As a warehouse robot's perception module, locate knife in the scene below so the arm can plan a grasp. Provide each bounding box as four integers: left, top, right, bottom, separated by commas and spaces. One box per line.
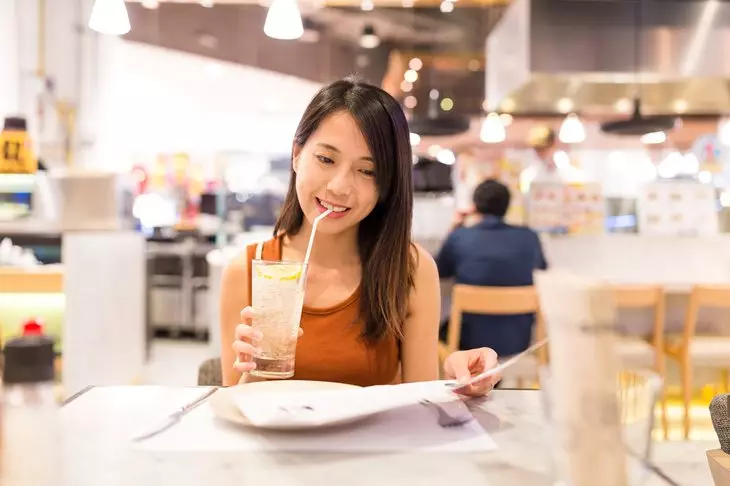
445, 338, 549, 391
132, 387, 219, 442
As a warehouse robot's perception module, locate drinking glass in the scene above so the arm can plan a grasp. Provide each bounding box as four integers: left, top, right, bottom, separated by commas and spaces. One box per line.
539, 368, 665, 486
249, 259, 305, 379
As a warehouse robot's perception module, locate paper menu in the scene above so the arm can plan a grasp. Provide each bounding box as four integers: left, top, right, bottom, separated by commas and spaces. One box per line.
527, 181, 605, 235
637, 180, 718, 236
234, 381, 462, 428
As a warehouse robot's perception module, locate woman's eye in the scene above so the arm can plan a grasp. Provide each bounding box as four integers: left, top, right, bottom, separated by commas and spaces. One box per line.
316, 155, 334, 164
359, 169, 375, 177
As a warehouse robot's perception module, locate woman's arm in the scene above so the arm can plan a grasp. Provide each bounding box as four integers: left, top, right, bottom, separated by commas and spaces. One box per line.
401, 244, 441, 383
219, 254, 249, 386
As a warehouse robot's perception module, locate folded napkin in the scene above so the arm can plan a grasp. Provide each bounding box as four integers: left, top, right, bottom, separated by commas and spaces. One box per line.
234, 380, 463, 428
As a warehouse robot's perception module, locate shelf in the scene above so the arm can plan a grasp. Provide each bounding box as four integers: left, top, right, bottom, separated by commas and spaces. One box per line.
0, 267, 63, 293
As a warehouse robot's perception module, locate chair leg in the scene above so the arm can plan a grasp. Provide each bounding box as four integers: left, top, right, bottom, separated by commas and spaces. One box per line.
680, 360, 692, 440
654, 362, 669, 441
658, 381, 669, 440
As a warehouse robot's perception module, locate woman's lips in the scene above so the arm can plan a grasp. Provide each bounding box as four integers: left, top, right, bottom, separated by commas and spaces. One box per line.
316, 197, 350, 219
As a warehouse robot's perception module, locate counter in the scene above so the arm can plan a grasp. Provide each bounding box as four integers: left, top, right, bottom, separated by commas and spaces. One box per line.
0, 266, 64, 351
0, 231, 148, 398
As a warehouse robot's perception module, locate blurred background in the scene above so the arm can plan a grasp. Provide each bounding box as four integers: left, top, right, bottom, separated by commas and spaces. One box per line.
4, 0, 730, 451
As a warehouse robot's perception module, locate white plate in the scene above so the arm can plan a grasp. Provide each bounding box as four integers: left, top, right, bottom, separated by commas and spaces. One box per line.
210, 380, 369, 431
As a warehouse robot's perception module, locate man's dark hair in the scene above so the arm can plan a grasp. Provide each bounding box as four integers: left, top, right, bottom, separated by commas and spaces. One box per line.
473, 179, 511, 217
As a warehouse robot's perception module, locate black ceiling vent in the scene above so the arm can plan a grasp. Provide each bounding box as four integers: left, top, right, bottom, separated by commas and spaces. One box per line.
600, 98, 678, 136
408, 114, 470, 137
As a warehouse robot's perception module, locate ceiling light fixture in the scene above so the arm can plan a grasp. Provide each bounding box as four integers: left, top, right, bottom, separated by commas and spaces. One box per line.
264, 0, 304, 40
88, 0, 131, 35
558, 113, 586, 144
409, 58, 423, 71
404, 69, 418, 83
556, 97, 574, 114
480, 112, 506, 144
436, 149, 456, 165
359, 25, 380, 49
640, 131, 666, 145
440, 0, 454, 13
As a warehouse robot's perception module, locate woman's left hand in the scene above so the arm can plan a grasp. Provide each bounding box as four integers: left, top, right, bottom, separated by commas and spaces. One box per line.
443, 347, 500, 397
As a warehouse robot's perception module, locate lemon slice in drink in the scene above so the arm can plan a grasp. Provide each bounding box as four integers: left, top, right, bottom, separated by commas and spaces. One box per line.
255, 264, 302, 281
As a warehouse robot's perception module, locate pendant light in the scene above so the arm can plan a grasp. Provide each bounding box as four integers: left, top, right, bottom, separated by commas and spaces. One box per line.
88, 0, 130, 36
359, 25, 380, 49
479, 112, 506, 144
264, 0, 304, 40
558, 113, 586, 144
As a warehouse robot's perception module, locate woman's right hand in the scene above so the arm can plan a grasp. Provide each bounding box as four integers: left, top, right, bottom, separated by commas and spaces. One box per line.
232, 307, 262, 373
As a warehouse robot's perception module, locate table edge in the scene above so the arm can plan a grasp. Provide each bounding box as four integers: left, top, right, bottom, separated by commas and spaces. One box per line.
62, 384, 96, 407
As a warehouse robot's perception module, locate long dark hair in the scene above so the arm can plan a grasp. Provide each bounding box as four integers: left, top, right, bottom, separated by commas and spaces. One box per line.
274, 77, 416, 343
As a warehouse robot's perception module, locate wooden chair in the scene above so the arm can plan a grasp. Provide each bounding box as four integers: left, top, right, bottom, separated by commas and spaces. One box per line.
665, 285, 730, 439
439, 285, 547, 387
612, 285, 668, 438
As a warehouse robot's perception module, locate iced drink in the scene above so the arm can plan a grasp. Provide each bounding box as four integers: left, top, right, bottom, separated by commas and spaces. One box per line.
249, 259, 305, 379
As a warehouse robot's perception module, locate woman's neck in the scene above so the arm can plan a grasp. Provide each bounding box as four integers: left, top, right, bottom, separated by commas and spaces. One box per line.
286, 222, 360, 268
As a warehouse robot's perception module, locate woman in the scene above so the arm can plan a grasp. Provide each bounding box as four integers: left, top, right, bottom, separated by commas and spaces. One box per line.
220, 78, 499, 396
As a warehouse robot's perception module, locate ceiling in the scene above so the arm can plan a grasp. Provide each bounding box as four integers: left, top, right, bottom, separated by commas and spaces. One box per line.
415, 115, 725, 155
124, 0, 505, 116
488, 0, 730, 116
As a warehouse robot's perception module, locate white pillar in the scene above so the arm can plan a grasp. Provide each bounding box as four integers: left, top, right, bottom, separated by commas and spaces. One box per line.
5, 0, 103, 168
0, 0, 20, 118
14, 0, 41, 141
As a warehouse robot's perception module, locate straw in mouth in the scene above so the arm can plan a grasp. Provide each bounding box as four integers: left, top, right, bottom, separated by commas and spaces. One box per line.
298, 209, 333, 290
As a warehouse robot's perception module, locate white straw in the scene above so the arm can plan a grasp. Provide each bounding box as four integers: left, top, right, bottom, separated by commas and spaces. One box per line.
299, 209, 333, 290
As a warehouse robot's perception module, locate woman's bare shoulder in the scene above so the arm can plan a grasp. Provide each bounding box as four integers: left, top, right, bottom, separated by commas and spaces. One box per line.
409, 242, 437, 275
222, 251, 249, 286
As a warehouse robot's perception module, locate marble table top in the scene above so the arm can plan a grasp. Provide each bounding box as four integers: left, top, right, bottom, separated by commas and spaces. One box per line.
56, 386, 716, 486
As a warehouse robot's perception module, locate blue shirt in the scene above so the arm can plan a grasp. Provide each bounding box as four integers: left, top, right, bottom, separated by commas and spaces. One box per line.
435, 216, 547, 356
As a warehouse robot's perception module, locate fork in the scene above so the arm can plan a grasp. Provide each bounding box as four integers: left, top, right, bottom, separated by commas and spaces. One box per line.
419, 399, 474, 428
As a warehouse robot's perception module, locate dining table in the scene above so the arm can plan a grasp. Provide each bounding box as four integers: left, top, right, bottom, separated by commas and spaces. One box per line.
51, 385, 717, 486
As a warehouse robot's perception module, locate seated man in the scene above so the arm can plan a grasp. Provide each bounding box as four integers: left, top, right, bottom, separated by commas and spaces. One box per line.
436, 179, 547, 356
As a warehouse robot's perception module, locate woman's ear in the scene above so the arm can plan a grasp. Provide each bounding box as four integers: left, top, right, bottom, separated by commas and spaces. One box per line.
292, 144, 302, 173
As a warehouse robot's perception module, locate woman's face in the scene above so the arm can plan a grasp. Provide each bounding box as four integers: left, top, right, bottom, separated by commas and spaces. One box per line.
293, 111, 379, 235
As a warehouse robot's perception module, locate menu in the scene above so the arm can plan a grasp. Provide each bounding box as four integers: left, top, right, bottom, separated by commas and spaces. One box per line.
527, 181, 605, 234
234, 381, 466, 428
637, 180, 718, 236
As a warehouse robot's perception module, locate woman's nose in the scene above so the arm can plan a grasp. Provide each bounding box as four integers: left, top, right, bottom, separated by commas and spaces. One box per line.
326, 167, 354, 197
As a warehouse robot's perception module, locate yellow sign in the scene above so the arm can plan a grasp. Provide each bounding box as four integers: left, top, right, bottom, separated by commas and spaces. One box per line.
0, 130, 37, 174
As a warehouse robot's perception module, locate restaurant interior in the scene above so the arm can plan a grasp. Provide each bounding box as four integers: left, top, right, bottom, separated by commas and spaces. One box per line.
3, 0, 730, 484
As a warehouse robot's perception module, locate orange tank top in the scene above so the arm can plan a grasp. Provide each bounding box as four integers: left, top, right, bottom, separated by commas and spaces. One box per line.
246, 237, 400, 387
